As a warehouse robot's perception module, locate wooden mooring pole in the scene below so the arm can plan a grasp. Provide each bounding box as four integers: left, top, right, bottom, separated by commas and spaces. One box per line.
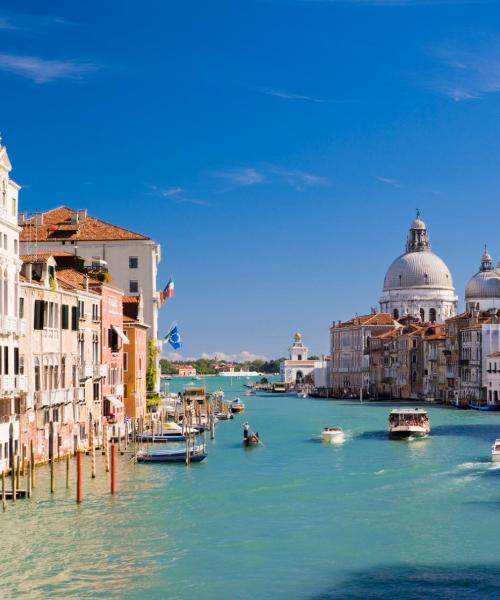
76, 450, 82, 504
110, 442, 116, 495
66, 452, 70, 489
90, 426, 96, 479
50, 457, 55, 494
2, 471, 6, 511
30, 440, 35, 489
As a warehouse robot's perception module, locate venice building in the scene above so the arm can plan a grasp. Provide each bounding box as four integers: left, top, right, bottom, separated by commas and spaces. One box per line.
379, 212, 457, 323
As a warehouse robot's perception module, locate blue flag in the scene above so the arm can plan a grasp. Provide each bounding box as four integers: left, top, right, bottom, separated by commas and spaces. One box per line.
165, 325, 182, 350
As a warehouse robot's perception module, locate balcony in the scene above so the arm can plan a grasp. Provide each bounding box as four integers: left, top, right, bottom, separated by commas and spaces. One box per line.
94, 363, 108, 379
114, 384, 124, 396
35, 389, 69, 407
79, 364, 94, 381
74, 387, 85, 403
1, 315, 17, 334
17, 318, 26, 336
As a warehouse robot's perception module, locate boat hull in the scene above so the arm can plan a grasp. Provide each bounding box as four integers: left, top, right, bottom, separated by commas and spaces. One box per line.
469, 404, 500, 411
137, 452, 207, 463
136, 434, 186, 443
321, 431, 344, 443
231, 406, 245, 414
492, 453, 500, 462
389, 427, 429, 439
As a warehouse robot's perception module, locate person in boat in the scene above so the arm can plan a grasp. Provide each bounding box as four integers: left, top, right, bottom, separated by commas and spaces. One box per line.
243, 422, 250, 440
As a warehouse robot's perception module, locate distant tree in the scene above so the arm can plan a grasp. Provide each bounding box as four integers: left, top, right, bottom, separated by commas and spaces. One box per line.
309, 355, 320, 360
160, 358, 176, 375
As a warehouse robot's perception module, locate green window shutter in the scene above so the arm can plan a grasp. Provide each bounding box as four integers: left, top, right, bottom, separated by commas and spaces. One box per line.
71, 306, 79, 331
62, 305, 69, 329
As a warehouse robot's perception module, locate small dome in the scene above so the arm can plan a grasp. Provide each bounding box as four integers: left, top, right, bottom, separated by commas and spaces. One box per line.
466, 270, 500, 300
294, 332, 302, 343
383, 252, 454, 291
410, 217, 426, 231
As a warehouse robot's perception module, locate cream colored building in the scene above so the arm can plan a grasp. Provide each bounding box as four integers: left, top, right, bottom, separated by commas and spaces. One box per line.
0, 143, 25, 473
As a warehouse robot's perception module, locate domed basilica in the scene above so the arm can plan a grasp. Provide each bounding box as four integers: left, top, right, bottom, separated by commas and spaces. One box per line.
465, 247, 500, 311
380, 212, 458, 323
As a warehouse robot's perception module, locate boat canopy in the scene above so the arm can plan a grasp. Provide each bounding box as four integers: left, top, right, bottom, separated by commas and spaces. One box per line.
390, 408, 427, 415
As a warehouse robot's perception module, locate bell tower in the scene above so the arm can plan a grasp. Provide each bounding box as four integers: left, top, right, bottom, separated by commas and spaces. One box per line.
289, 332, 308, 361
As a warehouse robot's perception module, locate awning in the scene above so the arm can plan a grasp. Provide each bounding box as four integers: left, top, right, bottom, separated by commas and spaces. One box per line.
105, 395, 124, 410
112, 325, 129, 344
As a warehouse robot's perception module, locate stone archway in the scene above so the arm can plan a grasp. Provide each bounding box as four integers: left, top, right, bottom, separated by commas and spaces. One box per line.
296, 370, 304, 383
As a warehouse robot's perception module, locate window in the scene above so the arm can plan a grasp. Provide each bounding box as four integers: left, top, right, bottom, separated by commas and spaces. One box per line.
108, 328, 120, 353
129, 257, 138, 269
19, 297, 24, 319
129, 280, 139, 294
124, 383, 128, 398
79, 300, 85, 319
429, 308, 437, 323
123, 352, 128, 371
71, 306, 79, 330
93, 334, 99, 364
13, 348, 19, 375
4, 347, 8, 375
34, 300, 45, 330
34, 358, 40, 391
14, 239, 18, 254
92, 303, 99, 321
93, 382, 99, 401
3, 234, 6, 249
61, 304, 69, 329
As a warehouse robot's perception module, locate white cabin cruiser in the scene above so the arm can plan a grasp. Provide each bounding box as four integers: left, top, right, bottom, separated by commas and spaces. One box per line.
321, 427, 344, 443
388, 408, 430, 439
491, 439, 500, 462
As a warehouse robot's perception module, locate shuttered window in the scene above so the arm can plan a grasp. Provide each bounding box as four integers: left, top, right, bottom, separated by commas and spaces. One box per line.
34, 300, 45, 330
71, 306, 80, 330
61, 305, 69, 329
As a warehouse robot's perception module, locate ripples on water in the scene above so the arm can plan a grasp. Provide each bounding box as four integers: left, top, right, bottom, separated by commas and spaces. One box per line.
3, 380, 500, 599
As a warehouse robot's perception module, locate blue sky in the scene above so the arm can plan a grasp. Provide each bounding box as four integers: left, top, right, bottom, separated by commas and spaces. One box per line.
2, 0, 500, 360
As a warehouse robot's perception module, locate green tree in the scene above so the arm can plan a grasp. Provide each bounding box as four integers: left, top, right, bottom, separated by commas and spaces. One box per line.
146, 338, 158, 393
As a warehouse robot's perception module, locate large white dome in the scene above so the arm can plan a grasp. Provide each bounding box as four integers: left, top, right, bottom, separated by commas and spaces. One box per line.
465, 248, 500, 302
383, 252, 454, 291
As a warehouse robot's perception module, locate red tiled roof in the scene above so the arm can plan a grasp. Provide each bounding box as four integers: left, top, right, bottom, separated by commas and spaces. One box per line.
333, 312, 395, 328
20, 206, 150, 242
56, 267, 101, 292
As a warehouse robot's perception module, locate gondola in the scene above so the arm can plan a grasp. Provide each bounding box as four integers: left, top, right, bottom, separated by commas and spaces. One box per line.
243, 422, 260, 447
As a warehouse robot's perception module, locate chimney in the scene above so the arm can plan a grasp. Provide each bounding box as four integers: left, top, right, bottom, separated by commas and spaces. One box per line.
18, 212, 26, 225
78, 209, 87, 221
26, 263, 32, 283
85, 274, 89, 292
34, 213, 44, 226
70, 211, 79, 225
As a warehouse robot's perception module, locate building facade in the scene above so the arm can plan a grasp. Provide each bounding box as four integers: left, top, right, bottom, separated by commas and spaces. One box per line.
123, 295, 148, 419
0, 144, 24, 473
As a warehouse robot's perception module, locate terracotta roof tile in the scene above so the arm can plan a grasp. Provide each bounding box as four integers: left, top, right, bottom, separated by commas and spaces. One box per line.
20, 206, 150, 242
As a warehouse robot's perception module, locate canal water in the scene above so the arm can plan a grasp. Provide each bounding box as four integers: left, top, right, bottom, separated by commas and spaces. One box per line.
3, 376, 500, 599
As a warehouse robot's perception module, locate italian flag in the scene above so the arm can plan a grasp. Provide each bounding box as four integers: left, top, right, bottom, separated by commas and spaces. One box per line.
163, 279, 174, 301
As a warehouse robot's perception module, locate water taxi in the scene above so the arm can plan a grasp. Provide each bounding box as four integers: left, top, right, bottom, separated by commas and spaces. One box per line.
136, 445, 207, 463
321, 427, 344, 443
230, 398, 245, 413
492, 439, 500, 462
388, 408, 430, 439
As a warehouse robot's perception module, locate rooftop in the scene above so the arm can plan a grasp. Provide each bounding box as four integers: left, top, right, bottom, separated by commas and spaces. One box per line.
20, 206, 150, 242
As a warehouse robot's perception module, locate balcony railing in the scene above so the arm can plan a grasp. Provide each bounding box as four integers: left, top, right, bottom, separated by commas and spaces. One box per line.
80, 364, 94, 381
1, 315, 17, 334
17, 318, 26, 336
35, 389, 70, 407
94, 363, 108, 379
75, 387, 85, 403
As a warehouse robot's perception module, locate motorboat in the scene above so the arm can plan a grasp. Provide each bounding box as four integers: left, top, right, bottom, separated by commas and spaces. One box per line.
388, 408, 430, 439
136, 445, 207, 463
214, 411, 233, 421
492, 439, 500, 462
135, 432, 186, 443
298, 391, 308, 399
230, 398, 246, 413
243, 422, 260, 447
321, 427, 344, 443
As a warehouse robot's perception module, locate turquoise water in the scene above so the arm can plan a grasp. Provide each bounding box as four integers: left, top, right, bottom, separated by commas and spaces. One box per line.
3, 376, 500, 599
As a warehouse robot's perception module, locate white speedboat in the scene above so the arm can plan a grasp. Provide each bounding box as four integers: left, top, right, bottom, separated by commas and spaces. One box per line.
492, 439, 500, 462
298, 391, 308, 399
321, 427, 344, 443
388, 408, 430, 439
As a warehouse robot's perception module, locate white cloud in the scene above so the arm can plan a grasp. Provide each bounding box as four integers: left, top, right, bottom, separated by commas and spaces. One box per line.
201, 351, 269, 362
211, 167, 265, 187
376, 176, 402, 188
151, 185, 211, 206
426, 42, 500, 101
258, 87, 326, 103
165, 352, 197, 362
270, 167, 330, 190
0, 54, 98, 83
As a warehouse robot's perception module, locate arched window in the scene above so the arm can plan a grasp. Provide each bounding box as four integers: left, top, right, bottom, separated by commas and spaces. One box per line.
393, 309, 399, 319
429, 308, 437, 323
61, 357, 66, 389
420, 308, 425, 322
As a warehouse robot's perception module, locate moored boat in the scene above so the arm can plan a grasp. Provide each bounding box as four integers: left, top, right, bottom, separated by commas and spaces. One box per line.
469, 403, 500, 411
321, 427, 344, 443
136, 445, 207, 463
492, 439, 500, 462
298, 391, 308, 399
388, 408, 430, 439
230, 398, 245, 413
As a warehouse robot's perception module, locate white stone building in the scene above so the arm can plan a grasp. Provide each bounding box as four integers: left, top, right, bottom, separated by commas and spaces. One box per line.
485, 351, 500, 406
281, 332, 326, 385
380, 212, 457, 323
0, 143, 25, 473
